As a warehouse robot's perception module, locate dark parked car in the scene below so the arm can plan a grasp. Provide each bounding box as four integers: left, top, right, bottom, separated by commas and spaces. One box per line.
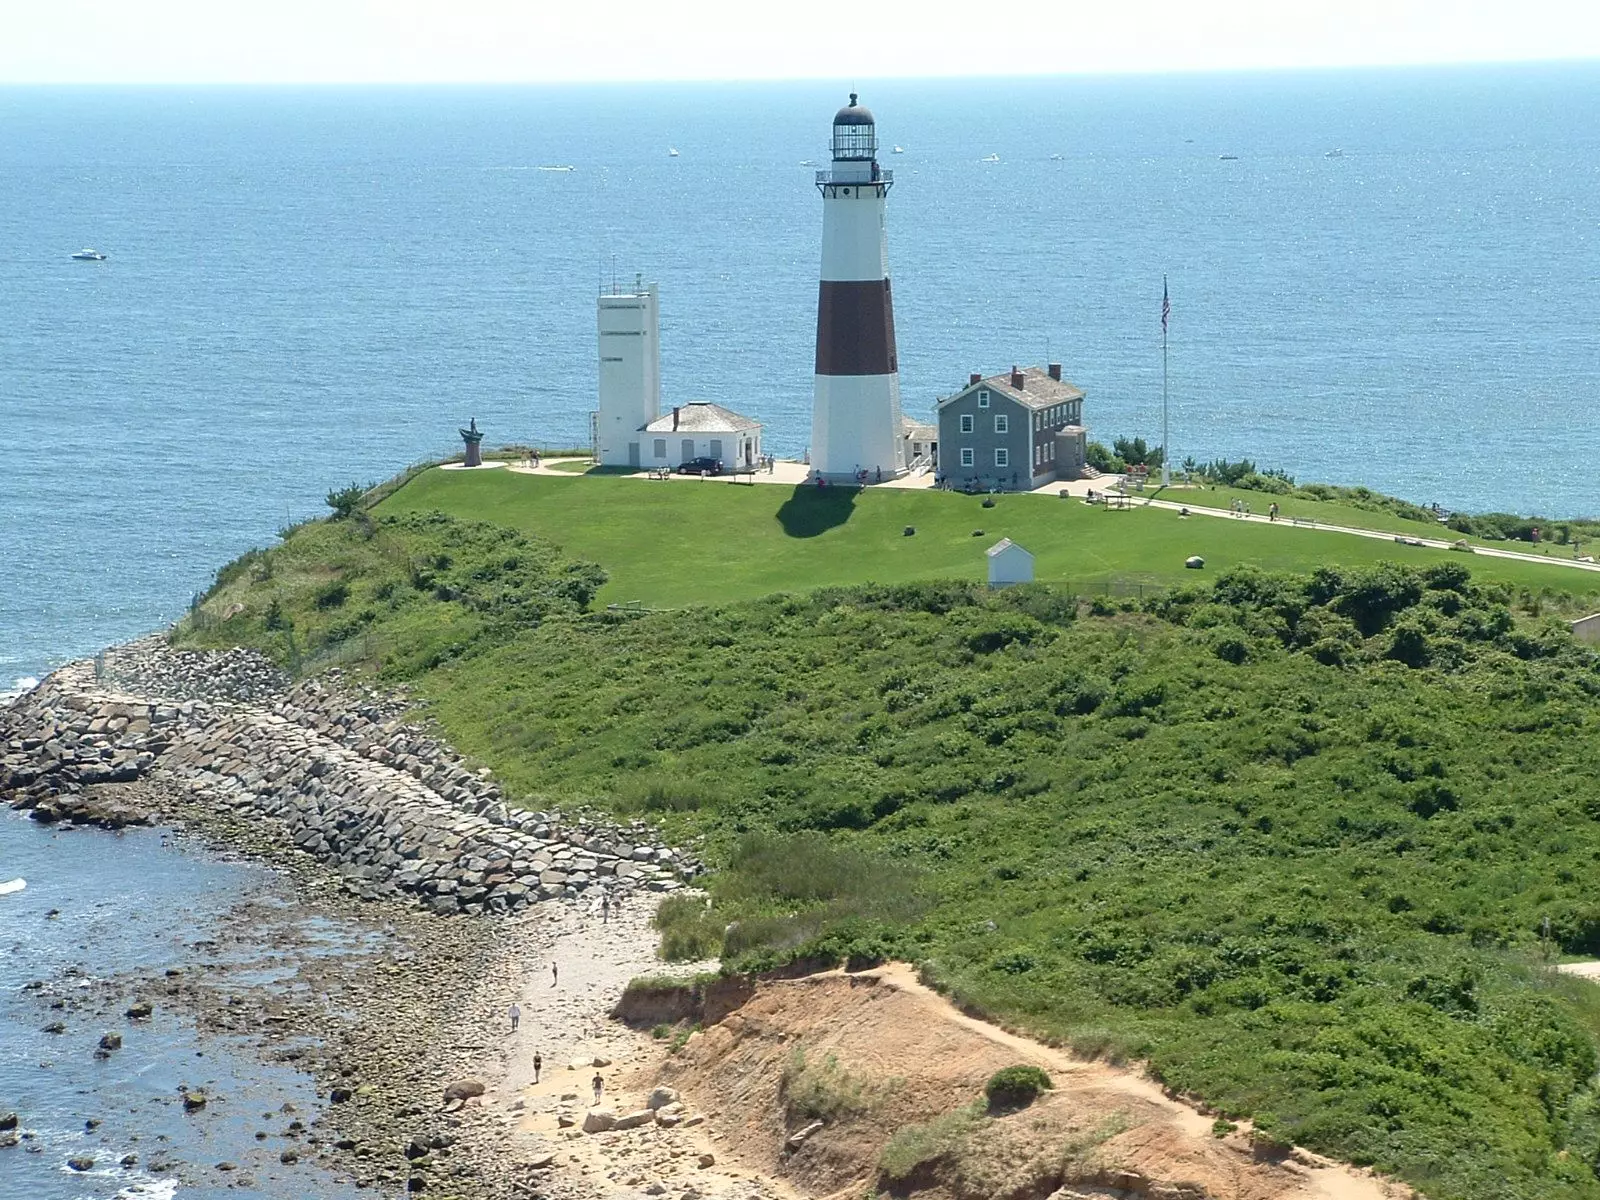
676, 457, 723, 476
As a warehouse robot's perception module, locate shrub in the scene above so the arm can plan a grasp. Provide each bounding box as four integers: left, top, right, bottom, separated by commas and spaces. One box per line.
781, 1047, 895, 1120
984, 1064, 1053, 1111
879, 1104, 981, 1180
313, 579, 350, 610
325, 482, 366, 519
653, 895, 724, 962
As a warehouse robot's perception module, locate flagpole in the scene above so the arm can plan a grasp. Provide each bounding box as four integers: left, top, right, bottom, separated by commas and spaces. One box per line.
1161, 275, 1171, 488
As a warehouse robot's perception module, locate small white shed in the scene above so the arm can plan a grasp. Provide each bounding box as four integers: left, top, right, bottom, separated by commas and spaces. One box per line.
1573, 613, 1600, 645
986, 538, 1034, 587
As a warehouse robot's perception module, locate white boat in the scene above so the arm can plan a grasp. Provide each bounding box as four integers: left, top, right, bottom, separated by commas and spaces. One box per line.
71, 248, 107, 261
1049, 153, 1064, 161
1325, 148, 1345, 158
0, 878, 25, 896
537, 165, 575, 172
799, 159, 815, 167
892, 145, 904, 154
1219, 154, 1239, 161
981, 153, 1000, 163
668, 147, 680, 157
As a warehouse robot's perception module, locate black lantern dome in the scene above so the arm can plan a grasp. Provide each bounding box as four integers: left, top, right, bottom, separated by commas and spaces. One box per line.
831, 93, 877, 161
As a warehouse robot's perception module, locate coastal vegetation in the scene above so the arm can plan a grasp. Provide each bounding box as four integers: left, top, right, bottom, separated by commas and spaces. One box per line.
172, 466, 1600, 1200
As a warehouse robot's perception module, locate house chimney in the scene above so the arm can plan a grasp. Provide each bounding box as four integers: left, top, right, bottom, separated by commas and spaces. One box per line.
969, 372, 982, 386
672, 406, 680, 430
1048, 363, 1062, 381
1010, 366, 1024, 390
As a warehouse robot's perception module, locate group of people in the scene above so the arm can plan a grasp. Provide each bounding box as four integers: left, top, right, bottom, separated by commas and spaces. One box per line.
501, 886, 626, 1103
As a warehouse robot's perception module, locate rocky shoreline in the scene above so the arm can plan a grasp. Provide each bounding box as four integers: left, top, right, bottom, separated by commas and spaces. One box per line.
0, 636, 711, 1200
1, 637, 699, 916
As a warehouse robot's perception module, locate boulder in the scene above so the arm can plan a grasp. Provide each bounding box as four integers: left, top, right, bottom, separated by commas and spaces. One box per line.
441, 1079, 485, 1110
1185, 555, 1205, 569
613, 1109, 654, 1130
646, 1086, 679, 1110
0, 1112, 17, 1131
183, 1091, 208, 1111
96, 1032, 122, 1052
582, 1109, 617, 1134
126, 1001, 154, 1019
68, 1154, 96, 1171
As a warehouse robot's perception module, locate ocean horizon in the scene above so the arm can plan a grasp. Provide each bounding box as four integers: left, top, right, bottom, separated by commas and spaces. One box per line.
4, 63, 1600, 683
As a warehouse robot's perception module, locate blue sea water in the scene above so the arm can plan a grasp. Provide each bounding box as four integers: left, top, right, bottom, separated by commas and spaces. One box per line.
0, 811, 360, 1200
3, 64, 1599, 684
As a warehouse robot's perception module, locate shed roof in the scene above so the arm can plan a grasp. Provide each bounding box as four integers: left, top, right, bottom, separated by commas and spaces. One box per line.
986, 538, 1033, 559
643, 401, 762, 434
940, 367, 1085, 411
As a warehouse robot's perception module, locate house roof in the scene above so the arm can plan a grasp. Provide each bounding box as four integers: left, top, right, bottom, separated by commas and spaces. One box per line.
643, 401, 762, 434
939, 367, 1085, 411
901, 417, 937, 439
986, 538, 1033, 559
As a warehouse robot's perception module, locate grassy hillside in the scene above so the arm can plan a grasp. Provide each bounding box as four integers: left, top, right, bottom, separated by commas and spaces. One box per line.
172, 475, 1600, 1200
377, 469, 1600, 608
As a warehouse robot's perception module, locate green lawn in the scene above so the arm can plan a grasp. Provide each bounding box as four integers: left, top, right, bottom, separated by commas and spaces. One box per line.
378, 469, 1600, 607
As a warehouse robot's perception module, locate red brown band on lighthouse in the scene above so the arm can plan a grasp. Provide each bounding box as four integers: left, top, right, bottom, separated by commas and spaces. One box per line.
815, 279, 898, 376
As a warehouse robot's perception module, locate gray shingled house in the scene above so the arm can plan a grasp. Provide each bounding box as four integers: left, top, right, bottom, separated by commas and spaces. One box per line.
936, 365, 1086, 491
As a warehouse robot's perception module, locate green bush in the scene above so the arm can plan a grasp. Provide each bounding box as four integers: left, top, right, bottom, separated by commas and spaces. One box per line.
984, 1064, 1054, 1111
325, 482, 367, 519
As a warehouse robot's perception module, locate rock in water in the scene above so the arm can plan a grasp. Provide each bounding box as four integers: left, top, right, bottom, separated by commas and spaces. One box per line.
67, 1154, 95, 1171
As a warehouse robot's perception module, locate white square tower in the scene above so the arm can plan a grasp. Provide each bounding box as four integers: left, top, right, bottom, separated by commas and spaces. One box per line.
595, 280, 660, 467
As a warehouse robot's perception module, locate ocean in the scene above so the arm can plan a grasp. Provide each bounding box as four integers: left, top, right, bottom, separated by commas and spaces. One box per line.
1, 64, 1599, 1199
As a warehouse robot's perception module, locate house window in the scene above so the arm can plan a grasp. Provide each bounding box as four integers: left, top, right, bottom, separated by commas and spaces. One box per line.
994, 414, 1008, 434
960, 414, 974, 434
960, 447, 974, 467
994, 448, 1009, 468
978, 390, 990, 408
653, 439, 667, 458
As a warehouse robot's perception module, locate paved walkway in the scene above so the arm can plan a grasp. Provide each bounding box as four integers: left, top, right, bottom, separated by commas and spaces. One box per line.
1134, 491, 1600, 577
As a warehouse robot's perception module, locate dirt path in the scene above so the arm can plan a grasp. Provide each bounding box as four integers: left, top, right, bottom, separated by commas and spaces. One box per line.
866, 965, 1409, 1200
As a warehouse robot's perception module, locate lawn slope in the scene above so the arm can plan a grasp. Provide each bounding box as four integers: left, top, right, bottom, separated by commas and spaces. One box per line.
377, 469, 1600, 609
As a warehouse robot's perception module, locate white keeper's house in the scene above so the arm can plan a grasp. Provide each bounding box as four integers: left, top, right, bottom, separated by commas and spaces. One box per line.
643, 403, 763, 471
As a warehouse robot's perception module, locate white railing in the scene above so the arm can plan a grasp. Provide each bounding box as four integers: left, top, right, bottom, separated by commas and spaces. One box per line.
907, 454, 932, 477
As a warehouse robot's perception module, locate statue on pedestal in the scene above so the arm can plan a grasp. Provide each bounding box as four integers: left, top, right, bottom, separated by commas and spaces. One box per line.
460, 417, 484, 468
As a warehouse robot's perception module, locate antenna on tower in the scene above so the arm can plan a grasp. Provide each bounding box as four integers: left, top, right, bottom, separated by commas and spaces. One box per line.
610, 254, 617, 295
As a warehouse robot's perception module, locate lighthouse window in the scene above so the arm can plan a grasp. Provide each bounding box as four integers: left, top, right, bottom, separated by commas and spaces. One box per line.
993, 414, 1008, 434
960, 448, 974, 467
994, 448, 1010, 468
959, 414, 974, 434
977, 390, 990, 407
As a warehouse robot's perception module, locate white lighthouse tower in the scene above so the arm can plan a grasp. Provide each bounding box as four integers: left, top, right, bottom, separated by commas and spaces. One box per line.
811, 94, 906, 481
594, 278, 660, 468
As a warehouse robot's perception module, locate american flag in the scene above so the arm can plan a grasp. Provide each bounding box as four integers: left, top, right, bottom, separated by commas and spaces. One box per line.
1161, 276, 1170, 334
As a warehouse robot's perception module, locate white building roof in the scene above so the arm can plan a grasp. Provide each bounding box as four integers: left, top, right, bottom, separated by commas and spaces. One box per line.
643, 401, 761, 434
986, 538, 1032, 559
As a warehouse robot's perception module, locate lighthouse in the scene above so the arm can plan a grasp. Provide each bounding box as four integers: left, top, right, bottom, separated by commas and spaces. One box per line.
811, 93, 906, 481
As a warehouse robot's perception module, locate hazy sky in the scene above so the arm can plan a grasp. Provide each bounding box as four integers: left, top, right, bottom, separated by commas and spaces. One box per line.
6, 0, 1599, 84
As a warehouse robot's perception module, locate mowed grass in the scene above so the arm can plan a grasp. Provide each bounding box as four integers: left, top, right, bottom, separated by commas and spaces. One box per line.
378, 469, 1600, 607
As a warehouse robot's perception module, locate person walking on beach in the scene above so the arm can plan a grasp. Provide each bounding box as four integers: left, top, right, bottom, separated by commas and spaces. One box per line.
551, 962, 559, 988
592, 1073, 604, 1105
509, 1003, 520, 1033
533, 1052, 542, 1083
601, 892, 611, 924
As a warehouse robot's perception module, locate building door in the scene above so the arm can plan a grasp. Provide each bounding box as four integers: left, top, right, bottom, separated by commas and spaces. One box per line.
681, 438, 695, 463
627, 442, 640, 467
709, 439, 723, 463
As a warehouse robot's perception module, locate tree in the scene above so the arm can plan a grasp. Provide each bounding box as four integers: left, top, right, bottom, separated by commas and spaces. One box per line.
326, 482, 365, 520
